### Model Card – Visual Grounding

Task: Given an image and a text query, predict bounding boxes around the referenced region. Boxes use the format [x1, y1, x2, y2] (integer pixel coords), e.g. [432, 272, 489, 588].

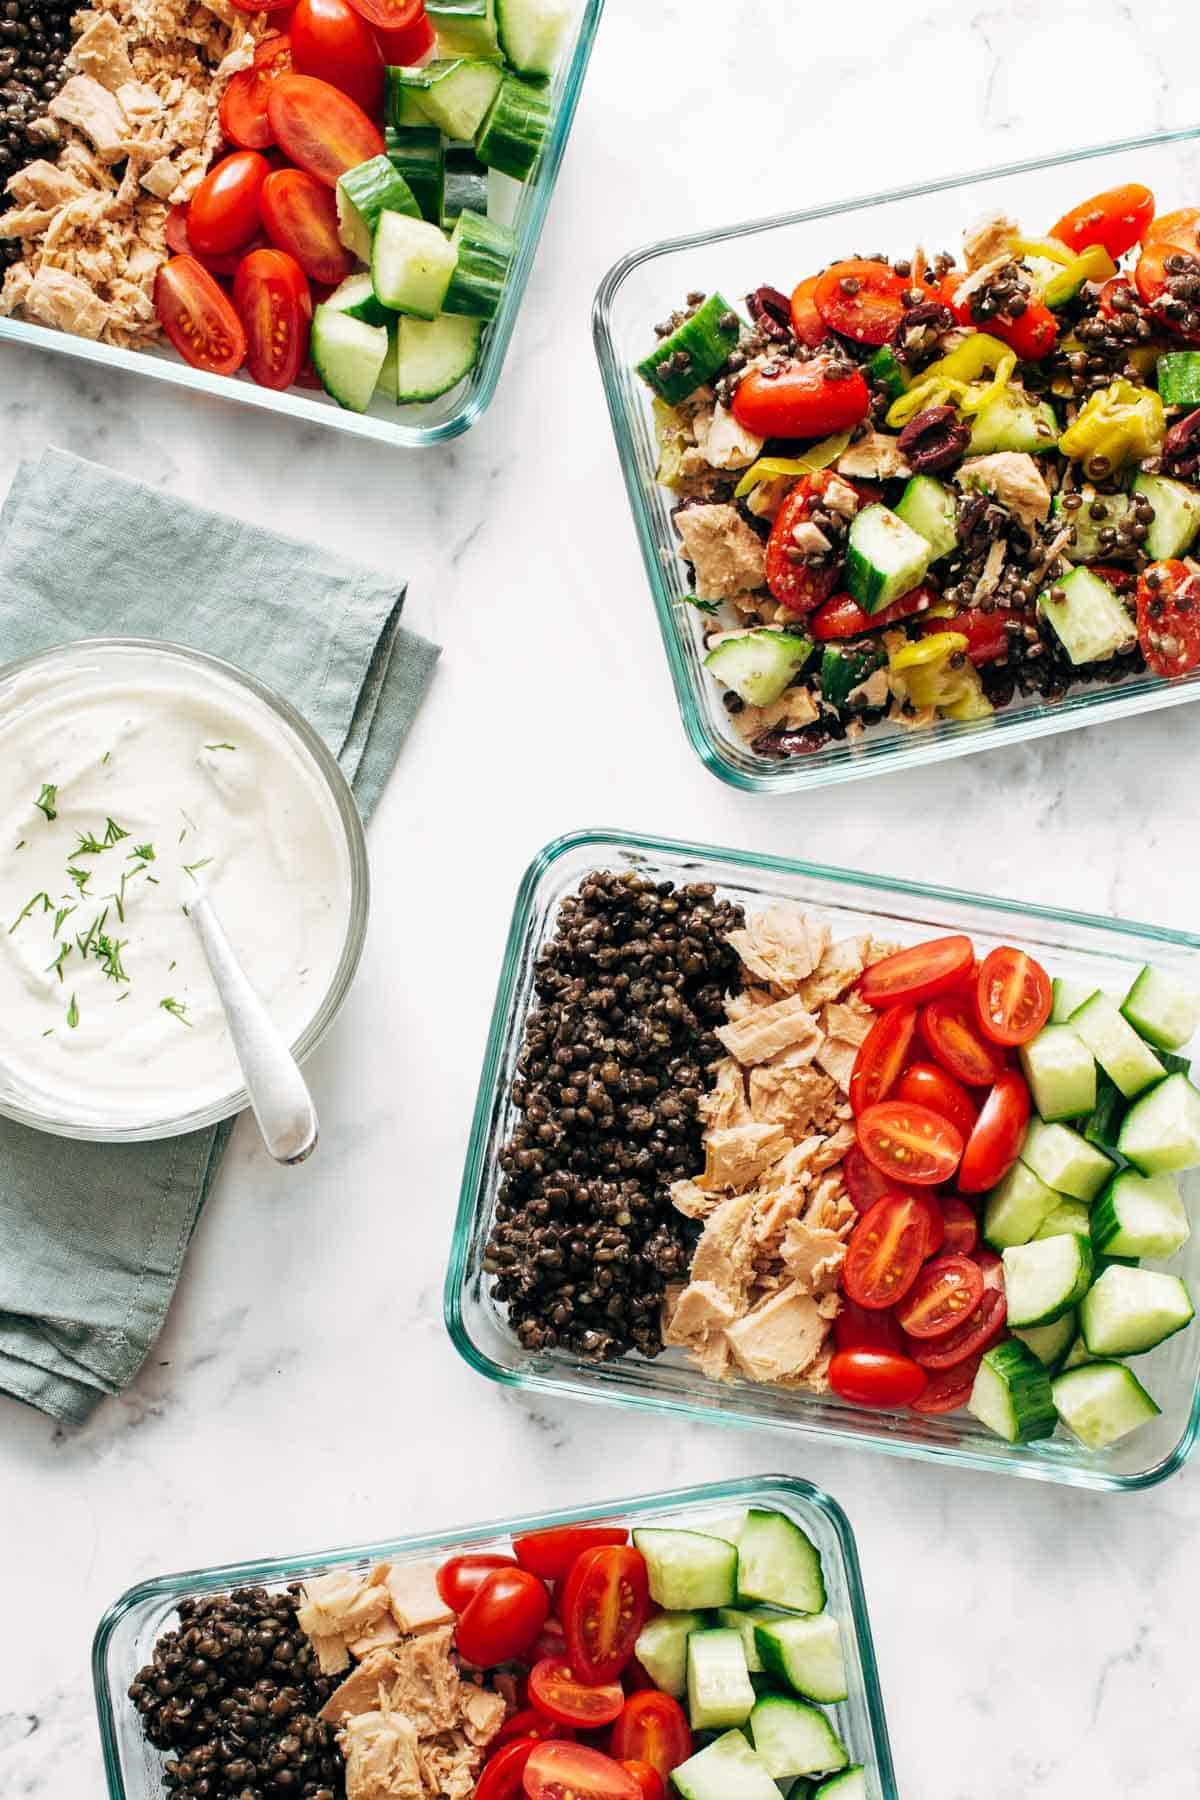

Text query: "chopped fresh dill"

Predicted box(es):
[204, 743, 236, 752]
[180, 808, 197, 832]
[178, 827, 187, 844]
[52, 904, 77, 936]
[41, 1027, 53, 1038]
[181, 857, 213, 882]
[34, 783, 57, 821]
[160, 996, 192, 1026]
[75, 907, 108, 961]
[15, 840, 25, 851]
[116, 991, 130, 1002]
[168, 960, 176, 972]
[145, 875, 160, 886]
[103, 817, 129, 846]
[45, 941, 72, 981]
[9, 891, 52, 933]
[66, 993, 79, 1029]
[109, 870, 133, 923]
[73, 829, 106, 855]
[66, 865, 91, 896]
[102, 751, 111, 765]
[95, 933, 129, 983]
[128, 842, 155, 863]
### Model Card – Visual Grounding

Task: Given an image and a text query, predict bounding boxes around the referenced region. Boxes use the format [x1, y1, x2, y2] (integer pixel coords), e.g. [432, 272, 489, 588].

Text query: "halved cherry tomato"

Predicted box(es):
[233, 247, 311, 390]
[1097, 274, 1137, 320]
[920, 995, 1006, 1087]
[813, 259, 912, 345]
[1052, 183, 1155, 259]
[896, 1062, 977, 1141]
[913, 1190, 945, 1260]
[764, 471, 842, 613]
[975, 1246, 1004, 1288]
[494, 1709, 575, 1751]
[976, 947, 1052, 1046]
[188, 150, 269, 257]
[345, 0, 424, 30]
[939, 1196, 979, 1257]
[909, 1350, 983, 1413]
[789, 274, 829, 347]
[478, 1738, 540, 1800]
[1134, 238, 1179, 310]
[859, 935, 975, 1009]
[609, 1691, 692, 1783]
[455, 1567, 550, 1668]
[561, 1548, 650, 1685]
[267, 73, 384, 186]
[1135, 559, 1200, 678]
[849, 1004, 917, 1117]
[856, 1103, 964, 1189]
[514, 1527, 629, 1581]
[842, 1143, 893, 1214]
[290, 0, 384, 115]
[529, 1661, 624, 1729]
[228, 0, 292, 15]
[1146, 207, 1200, 249]
[829, 1347, 927, 1407]
[622, 1660, 656, 1695]
[842, 1192, 929, 1308]
[833, 1296, 906, 1353]
[943, 273, 1057, 359]
[295, 352, 324, 388]
[436, 1552, 517, 1612]
[219, 32, 292, 148]
[895, 1251, 984, 1339]
[920, 607, 1021, 666]
[260, 168, 355, 284]
[373, 11, 436, 60]
[908, 1284, 1006, 1370]
[619, 1762, 665, 1800]
[154, 257, 246, 375]
[812, 583, 937, 640]
[732, 355, 870, 442]
[523, 1742, 641, 1800]
[957, 1069, 1030, 1194]
[163, 206, 259, 276]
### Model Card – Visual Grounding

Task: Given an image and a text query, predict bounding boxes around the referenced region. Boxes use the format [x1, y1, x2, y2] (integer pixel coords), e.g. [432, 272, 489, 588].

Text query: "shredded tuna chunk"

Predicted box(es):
[725, 1283, 831, 1383]
[956, 452, 1052, 535]
[695, 1122, 794, 1192]
[962, 211, 1019, 270]
[676, 503, 767, 600]
[340, 1701, 425, 1800]
[717, 993, 823, 1066]
[727, 905, 830, 988]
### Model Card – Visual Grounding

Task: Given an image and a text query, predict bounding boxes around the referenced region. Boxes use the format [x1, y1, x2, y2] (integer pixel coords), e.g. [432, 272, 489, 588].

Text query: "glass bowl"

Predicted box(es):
[447, 829, 1200, 1491]
[0, 638, 369, 1142]
[593, 126, 1200, 792]
[0, 0, 604, 450]
[93, 1474, 897, 1800]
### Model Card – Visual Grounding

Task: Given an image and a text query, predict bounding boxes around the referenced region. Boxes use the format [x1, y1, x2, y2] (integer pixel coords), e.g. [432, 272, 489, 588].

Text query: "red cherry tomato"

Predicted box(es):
[833, 1296, 906, 1353]
[373, 11, 436, 60]
[939, 1196, 980, 1257]
[913, 1190, 945, 1260]
[908, 1285, 1007, 1370]
[731, 355, 870, 442]
[344, 0, 424, 31]
[435, 1553, 518, 1613]
[859, 936, 976, 1009]
[528, 1661, 624, 1729]
[830, 1347, 927, 1407]
[943, 273, 1057, 359]
[856, 1102, 964, 1188]
[513, 1527, 630, 1581]
[975, 1247, 1005, 1290]
[455, 1568, 550, 1668]
[895, 1251, 985, 1339]
[920, 607, 1022, 666]
[609, 1692, 692, 1784]
[530, 1616, 567, 1664]
[227, 0, 292, 15]
[1147, 207, 1200, 248]
[813, 258, 914, 345]
[154, 256, 246, 375]
[957, 1070, 1030, 1195]
[522, 1742, 641, 1800]
[811, 583, 938, 640]
[219, 32, 292, 149]
[260, 168, 355, 284]
[763, 471, 848, 614]
[619, 1763, 666, 1800]
[1135, 559, 1200, 678]
[849, 1004, 917, 1117]
[561, 1548, 650, 1686]
[896, 1062, 977, 1141]
[909, 1350, 983, 1413]
[163, 206, 261, 276]
[188, 150, 269, 257]
[842, 1143, 893, 1214]
[267, 72, 384, 186]
[233, 247, 311, 391]
[290, 0, 384, 115]
[788, 273, 829, 347]
[842, 1192, 929, 1308]
[920, 995, 1006, 1087]
[295, 352, 324, 388]
[477, 1738, 540, 1800]
[976, 947, 1052, 1046]
[1051, 183, 1156, 258]
[493, 1709, 575, 1751]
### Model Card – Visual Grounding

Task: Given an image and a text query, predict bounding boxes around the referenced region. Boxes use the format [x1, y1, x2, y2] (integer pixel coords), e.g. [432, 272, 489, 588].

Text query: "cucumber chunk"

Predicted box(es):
[1038, 566, 1137, 667]
[1090, 1169, 1190, 1260]
[634, 1611, 707, 1697]
[392, 313, 481, 402]
[1052, 1360, 1161, 1448]
[1019, 1024, 1097, 1122]
[1062, 1333, 1095, 1370]
[867, 344, 906, 400]
[1034, 1198, 1092, 1239]
[819, 643, 885, 708]
[496, 0, 570, 75]
[375, 323, 398, 402]
[1051, 976, 1096, 1023]
[702, 1512, 747, 1546]
[325, 270, 391, 328]
[637, 292, 741, 406]
[1080, 1077, 1126, 1156]
[1052, 487, 1135, 562]
[632, 1528, 738, 1610]
[371, 212, 456, 318]
[1156, 351, 1200, 407]
[1079, 1264, 1195, 1356]
[402, 58, 504, 139]
[749, 1694, 848, 1780]
[442, 208, 514, 319]
[845, 503, 931, 613]
[442, 145, 489, 228]
[687, 1628, 755, 1731]
[754, 1614, 847, 1704]
[426, 0, 500, 56]
[475, 71, 550, 179]
[1003, 1233, 1095, 1328]
[705, 631, 814, 706]
[1012, 1309, 1077, 1370]
[1069, 991, 1166, 1097]
[966, 389, 1058, 454]
[1131, 472, 1200, 560]
[716, 1606, 779, 1674]
[672, 1729, 781, 1800]
[1117, 1072, 1200, 1174]
[814, 1773, 867, 1800]
[735, 1509, 825, 1614]
[309, 305, 389, 412]
[384, 125, 445, 224]
[336, 154, 419, 261]
[1120, 963, 1200, 1052]
[1021, 1117, 1114, 1202]
[968, 1340, 1058, 1442]
[894, 474, 958, 560]
[983, 1159, 1059, 1249]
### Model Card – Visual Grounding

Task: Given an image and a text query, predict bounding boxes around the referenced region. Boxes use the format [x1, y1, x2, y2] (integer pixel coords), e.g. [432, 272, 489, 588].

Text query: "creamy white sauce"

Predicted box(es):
[0, 649, 352, 1127]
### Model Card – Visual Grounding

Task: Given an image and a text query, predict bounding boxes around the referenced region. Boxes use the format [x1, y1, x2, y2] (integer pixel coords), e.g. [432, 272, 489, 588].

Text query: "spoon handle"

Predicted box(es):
[190, 893, 319, 1165]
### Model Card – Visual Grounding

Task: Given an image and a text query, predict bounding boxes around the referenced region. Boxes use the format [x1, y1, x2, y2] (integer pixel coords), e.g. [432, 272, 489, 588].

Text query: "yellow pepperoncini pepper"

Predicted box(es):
[1012, 235, 1074, 266]
[1044, 244, 1118, 309]
[1058, 378, 1165, 470]
[885, 335, 1016, 428]
[888, 632, 970, 708]
[733, 432, 853, 498]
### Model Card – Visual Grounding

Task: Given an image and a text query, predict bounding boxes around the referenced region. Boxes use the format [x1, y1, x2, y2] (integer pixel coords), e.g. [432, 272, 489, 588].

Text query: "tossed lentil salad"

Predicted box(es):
[637, 182, 1200, 760]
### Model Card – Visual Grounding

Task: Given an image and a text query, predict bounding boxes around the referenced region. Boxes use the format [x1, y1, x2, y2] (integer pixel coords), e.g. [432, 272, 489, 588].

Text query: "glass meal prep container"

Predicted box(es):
[593, 126, 1200, 792]
[447, 829, 1200, 1492]
[0, 0, 603, 450]
[93, 1473, 897, 1800]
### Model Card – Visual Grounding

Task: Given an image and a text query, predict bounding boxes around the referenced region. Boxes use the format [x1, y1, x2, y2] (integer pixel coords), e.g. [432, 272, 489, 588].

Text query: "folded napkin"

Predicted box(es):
[0, 449, 439, 1424]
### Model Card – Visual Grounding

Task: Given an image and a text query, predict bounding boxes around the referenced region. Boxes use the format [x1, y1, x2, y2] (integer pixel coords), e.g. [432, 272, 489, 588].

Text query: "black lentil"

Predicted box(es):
[0, 0, 75, 274]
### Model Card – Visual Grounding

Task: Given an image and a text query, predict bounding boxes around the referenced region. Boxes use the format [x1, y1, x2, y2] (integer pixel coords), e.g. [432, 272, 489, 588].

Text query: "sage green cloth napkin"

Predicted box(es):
[0, 448, 438, 1425]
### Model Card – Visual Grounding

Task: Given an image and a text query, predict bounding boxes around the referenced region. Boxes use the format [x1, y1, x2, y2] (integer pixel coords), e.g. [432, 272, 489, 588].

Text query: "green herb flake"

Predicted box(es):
[159, 996, 192, 1027]
[101, 751, 111, 765]
[8, 891, 52, 934]
[128, 842, 155, 863]
[76, 906, 108, 960]
[182, 857, 213, 882]
[103, 817, 129, 846]
[73, 829, 106, 855]
[67, 865, 92, 896]
[34, 783, 57, 821]
[44, 941, 72, 982]
[95, 934, 129, 984]
[15, 841, 25, 851]
[204, 743, 236, 752]
[52, 904, 77, 935]
[41, 1027, 54, 1038]
[66, 993, 79, 1030]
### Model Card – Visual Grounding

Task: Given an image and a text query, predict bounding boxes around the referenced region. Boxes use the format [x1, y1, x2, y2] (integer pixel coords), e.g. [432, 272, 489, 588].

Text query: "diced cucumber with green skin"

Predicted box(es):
[1090, 1170, 1190, 1260]
[441, 208, 514, 319]
[637, 293, 741, 406]
[1012, 1309, 1077, 1369]
[398, 58, 504, 139]
[1156, 1049, 1194, 1078]
[735, 1510, 825, 1614]
[496, 0, 570, 75]
[1021, 1118, 1113, 1202]
[895, 474, 958, 561]
[426, 0, 500, 56]
[845, 503, 931, 613]
[1120, 963, 1200, 1051]
[701, 1512, 747, 1546]
[325, 271, 392, 329]
[1117, 1072, 1200, 1174]
[1034, 1199, 1092, 1240]
[672, 1730, 782, 1800]
[1018, 1024, 1097, 1122]
[687, 1630, 756, 1731]
[1051, 976, 1096, 1023]
[392, 312, 482, 399]
[1052, 489, 1135, 562]
[1156, 350, 1200, 407]
[819, 644, 885, 709]
[371, 212, 457, 318]
[966, 390, 1058, 455]
[1003, 1233, 1095, 1328]
[1080, 1264, 1195, 1356]
[376, 324, 398, 401]
[475, 71, 550, 179]
[983, 1159, 1059, 1249]
[633, 1528, 738, 1610]
[754, 1615, 847, 1705]
[336, 155, 419, 261]
[814, 1772, 867, 1800]
[384, 125, 445, 224]
[1038, 567, 1137, 666]
[750, 1695, 848, 1780]
[1132, 472, 1200, 560]
[633, 1611, 707, 1697]
[1062, 1334, 1095, 1370]
[309, 305, 389, 412]
[716, 1607, 780, 1674]
[866, 344, 907, 401]
[442, 146, 490, 227]
[1069, 991, 1165, 1098]
[968, 1340, 1058, 1442]
[1052, 1360, 1161, 1449]
[705, 631, 814, 706]
[1081, 1078, 1126, 1156]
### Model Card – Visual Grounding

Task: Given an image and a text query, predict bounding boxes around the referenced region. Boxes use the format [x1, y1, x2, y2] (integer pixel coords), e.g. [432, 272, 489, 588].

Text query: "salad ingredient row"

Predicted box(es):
[0, 0, 75, 281]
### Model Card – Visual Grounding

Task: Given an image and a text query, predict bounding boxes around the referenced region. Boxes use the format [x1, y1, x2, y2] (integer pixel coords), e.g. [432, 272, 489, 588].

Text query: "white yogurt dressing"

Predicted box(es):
[0, 650, 352, 1126]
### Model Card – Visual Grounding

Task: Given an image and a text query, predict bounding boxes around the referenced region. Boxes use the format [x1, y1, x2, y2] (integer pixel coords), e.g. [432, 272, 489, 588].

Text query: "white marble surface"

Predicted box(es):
[4, 1, 1200, 1794]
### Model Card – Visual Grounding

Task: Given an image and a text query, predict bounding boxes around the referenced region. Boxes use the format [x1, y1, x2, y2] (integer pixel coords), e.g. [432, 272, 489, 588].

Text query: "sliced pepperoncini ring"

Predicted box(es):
[1012, 235, 1074, 266]
[889, 632, 970, 672]
[1058, 378, 1165, 468]
[734, 432, 853, 497]
[1044, 244, 1118, 308]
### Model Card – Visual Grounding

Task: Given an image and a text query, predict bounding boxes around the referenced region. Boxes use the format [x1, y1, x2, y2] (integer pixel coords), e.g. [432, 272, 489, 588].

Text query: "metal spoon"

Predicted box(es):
[188, 890, 319, 1165]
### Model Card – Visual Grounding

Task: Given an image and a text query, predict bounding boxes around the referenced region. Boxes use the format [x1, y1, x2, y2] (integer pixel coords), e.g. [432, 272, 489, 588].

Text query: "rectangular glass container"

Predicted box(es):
[93, 1474, 896, 1800]
[593, 127, 1200, 791]
[1, 0, 603, 449]
[447, 829, 1200, 1490]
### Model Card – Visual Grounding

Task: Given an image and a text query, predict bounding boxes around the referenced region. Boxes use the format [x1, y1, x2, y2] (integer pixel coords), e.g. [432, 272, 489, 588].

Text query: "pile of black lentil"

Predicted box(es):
[128, 1586, 345, 1800]
[0, 0, 74, 274]
[485, 870, 744, 1361]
